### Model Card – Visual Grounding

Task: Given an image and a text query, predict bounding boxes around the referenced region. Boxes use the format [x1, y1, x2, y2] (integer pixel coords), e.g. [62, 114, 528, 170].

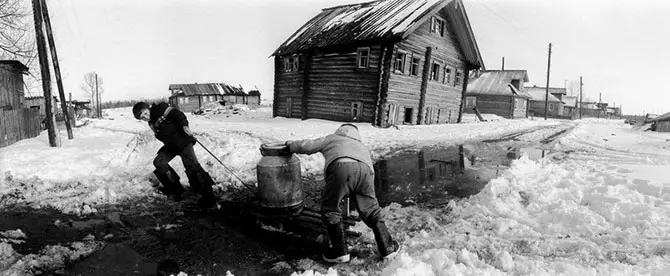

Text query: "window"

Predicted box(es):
[430, 62, 441, 81]
[410, 57, 420, 76]
[351, 101, 362, 121]
[454, 69, 463, 86]
[404, 107, 414, 124]
[431, 17, 445, 37]
[357, 47, 370, 68]
[283, 56, 299, 72]
[393, 51, 407, 73]
[549, 103, 556, 111]
[466, 96, 476, 107]
[444, 66, 453, 85]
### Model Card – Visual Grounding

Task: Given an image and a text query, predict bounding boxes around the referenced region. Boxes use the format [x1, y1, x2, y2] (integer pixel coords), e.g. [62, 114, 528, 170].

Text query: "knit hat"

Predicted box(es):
[334, 123, 361, 141]
[132, 102, 149, 119]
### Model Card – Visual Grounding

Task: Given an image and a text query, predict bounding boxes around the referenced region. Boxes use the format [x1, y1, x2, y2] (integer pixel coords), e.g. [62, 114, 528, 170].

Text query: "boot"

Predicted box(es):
[322, 222, 350, 263]
[192, 168, 218, 210]
[370, 220, 399, 260]
[153, 168, 185, 202]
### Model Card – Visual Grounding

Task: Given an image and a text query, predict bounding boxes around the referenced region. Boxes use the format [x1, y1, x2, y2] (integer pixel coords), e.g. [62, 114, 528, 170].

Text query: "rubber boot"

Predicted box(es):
[153, 168, 185, 202]
[322, 222, 350, 264]
[193, 168, 218, 210]
[370, 220, 399, 260]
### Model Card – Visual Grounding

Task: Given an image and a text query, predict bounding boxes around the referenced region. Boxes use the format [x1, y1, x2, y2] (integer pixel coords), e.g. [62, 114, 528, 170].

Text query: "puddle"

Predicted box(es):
[374, 144, 547, 206]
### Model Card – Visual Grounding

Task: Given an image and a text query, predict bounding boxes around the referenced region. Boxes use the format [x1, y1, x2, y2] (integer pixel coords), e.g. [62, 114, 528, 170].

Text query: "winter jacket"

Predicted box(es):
[287, 124, 374, 172]
[149, 103, 196, 154]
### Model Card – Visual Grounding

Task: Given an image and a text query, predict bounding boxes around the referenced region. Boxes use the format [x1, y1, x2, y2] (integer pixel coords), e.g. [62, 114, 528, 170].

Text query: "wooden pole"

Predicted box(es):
[579, 76, 583, 119]
[501, 57, 505, 71]
[95, 73, 100, 118]
[41, 0, 73, 139]
[544, 43, 552, 120]
[31, 0, 59, 147]
[457, 64, 471, 123]
[417, 47, 432, 125]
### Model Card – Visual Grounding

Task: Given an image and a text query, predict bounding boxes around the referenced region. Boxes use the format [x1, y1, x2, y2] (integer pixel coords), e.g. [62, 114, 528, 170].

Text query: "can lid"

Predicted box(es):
[260, 143, 290, 156]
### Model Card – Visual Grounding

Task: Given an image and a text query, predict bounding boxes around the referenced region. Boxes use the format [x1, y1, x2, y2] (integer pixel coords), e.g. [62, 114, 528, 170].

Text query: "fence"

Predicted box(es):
[0, 108, 41, 148]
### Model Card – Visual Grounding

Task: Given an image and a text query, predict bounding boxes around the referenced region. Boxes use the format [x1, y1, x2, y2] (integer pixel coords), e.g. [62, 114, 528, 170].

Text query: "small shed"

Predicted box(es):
[465, 70, 530, 119]
[561, 96, 579, 119]
[246, 90, 261, 107]
[24, 96, 60, 118]
[0, 60, 29, 110]
[0, 60, 41, 148]
[525, 86, 564, 118]
[651, 112, 670, 132]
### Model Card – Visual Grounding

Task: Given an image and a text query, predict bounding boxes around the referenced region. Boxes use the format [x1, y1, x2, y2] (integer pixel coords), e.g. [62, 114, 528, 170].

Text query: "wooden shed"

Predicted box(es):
[464, 70, 530, 119]
[272, 0, 484, 127]
[525, 86, 564, 118]
[0, 60, 41, 148]
[169, 83, 244, 112]
[561, 96, 579, 119]
[246, 90, 261, 107]
[652, 112, 670, 132]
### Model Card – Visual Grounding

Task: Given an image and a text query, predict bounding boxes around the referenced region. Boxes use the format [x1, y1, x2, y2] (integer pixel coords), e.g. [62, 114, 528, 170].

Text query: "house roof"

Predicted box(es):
[272, 0, 484, 69]
[561, 96, 578, 107]
[168, 83, 247, 98]
[248, 90, 261, 96]
[466, 70, 531, 98]
[526, 86, 567, 95]
[653, 112, 670, 122]
[525, 86, 563, 103]
[0, 60, 29, 72]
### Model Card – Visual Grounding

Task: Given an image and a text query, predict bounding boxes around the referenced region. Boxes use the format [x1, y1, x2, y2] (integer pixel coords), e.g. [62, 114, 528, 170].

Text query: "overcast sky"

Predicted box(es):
[39, 0, 670, 115]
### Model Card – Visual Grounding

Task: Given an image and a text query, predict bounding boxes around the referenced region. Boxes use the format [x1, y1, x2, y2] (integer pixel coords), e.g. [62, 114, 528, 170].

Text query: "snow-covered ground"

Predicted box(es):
[1, 107, 669, 275]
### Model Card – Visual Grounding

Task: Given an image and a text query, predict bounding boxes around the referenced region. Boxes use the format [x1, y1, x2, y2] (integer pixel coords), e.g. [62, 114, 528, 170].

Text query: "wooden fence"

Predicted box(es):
[0, 108, 41, 148]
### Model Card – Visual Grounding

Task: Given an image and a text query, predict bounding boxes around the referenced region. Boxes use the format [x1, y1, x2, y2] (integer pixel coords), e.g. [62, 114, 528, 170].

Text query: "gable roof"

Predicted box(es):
[526, 86, 566, 96]
[168, 83, 247, 98]
[466, 70, 531, 98]
[525, 86, 562, 103]
[0, 60, 29, 72]
[561, 96, 578, 107]
[272, 0, 484, 69]
[653, 112, 670, 122]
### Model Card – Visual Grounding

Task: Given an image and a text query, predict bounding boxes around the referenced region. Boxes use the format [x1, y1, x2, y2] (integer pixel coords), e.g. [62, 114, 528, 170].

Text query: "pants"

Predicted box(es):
[321, 160, 382, 225]
[153, 143, 202, 174]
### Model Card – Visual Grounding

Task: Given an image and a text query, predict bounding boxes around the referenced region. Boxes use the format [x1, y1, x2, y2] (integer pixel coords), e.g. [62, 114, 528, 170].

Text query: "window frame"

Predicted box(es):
[454, 69, 463, 86]
[351, 101, 363, 121]
[357, 47, 371, 68]
[444, 66, 453, 85]
[393, 50, 407, 74]
[430, 61, 441, 82]
[403, 107, 414, 124]
[431, 17, 446, 37]
[410, 56, 421, 76]
[466, 96, 477, 108]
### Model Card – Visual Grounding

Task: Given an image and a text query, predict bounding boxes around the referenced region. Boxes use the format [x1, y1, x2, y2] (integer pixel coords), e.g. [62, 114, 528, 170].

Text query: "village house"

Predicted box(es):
[525, 86, 565, 118]
[247, 90, 261, 107]
[464, 70, 530, 119]
[24, 96, 60, 118]
[272, 0, 485, 127]
[579, 101, 606, 118]
[651, 112, 670, 132]
[0, 60, 41, 148]
[561, 95, 579, 119]
[168, 83, 250, 113]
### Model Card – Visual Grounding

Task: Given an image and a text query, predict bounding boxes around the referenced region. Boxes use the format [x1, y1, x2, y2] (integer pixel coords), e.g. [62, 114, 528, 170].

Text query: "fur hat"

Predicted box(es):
[132, 102, 149, 119]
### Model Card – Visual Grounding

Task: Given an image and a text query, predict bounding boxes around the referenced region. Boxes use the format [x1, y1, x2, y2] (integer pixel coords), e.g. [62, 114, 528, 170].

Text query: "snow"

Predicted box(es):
[1, 107, 669, 275]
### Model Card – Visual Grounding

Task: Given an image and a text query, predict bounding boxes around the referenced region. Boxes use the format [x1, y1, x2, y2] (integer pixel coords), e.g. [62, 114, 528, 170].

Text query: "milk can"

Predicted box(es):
[256, 143, 303, 217]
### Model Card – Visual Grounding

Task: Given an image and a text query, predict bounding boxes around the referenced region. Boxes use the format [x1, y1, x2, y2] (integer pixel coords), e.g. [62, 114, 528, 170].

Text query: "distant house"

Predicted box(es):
[561, 96, 579, 119]
[464, 70, 530, 119]
[652, 112, 670, 132]
[169, 83, 245, 113]
[272, 0, 485, 127]
[24, 96, 60, 118]
[579, 101, 605, 118]
[247, 90, 261, 107]
[525, 86, 564, 118]
[70, 100, 91, 118]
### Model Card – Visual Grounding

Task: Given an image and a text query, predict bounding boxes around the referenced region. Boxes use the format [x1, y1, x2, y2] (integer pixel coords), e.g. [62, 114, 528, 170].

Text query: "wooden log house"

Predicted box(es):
[525, 86, 565, 118]
[464, 70, 531, 119]
[272, 0, 485, 127]
[169, 83, 248, 113]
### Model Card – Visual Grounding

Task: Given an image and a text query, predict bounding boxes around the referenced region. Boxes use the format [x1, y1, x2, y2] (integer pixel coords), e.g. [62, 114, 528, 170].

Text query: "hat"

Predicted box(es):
[132, 102, 149, 119]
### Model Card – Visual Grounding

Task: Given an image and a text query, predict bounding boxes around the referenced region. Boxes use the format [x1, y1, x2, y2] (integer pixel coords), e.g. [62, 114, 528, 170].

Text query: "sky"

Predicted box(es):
[28, 0, 670, 116]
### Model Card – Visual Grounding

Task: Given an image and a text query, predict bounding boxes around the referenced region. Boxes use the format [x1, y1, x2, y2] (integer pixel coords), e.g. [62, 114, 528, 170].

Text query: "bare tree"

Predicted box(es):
[81, 72, 104, 115]
[0, 0, 35, 60]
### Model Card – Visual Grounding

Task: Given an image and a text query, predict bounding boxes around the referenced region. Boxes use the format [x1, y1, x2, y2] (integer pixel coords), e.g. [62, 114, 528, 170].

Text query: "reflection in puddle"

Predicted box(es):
[374, 144, 547, 206]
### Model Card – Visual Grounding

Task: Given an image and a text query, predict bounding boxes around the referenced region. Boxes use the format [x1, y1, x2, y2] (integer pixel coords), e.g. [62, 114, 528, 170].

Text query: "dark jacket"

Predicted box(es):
[149, 103, 196, 153]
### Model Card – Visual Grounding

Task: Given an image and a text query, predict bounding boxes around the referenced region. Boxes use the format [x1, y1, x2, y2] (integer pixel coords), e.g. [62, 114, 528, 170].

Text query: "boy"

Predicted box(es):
[285, 124, 398, 263]
[132, 101, 217, 209]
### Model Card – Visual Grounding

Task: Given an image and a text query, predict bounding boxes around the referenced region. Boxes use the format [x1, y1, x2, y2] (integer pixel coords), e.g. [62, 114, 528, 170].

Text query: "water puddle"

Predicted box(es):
[374, 143, 547, 206]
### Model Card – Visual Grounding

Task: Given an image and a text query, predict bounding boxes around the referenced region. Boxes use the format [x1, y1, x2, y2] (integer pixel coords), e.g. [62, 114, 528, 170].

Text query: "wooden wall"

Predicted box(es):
[528, 100, 560, 118]
[656, 121, 670, 132]
[464, 94, 514, 119]
[0, 64, 25, 110]
[385, 10, 467, 125]
[0, 108, 41, 148]
[274, 55, 305, 119]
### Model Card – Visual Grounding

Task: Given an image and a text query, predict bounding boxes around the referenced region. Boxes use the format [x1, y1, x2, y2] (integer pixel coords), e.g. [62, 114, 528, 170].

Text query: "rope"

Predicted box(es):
[195, 139, 258, 194]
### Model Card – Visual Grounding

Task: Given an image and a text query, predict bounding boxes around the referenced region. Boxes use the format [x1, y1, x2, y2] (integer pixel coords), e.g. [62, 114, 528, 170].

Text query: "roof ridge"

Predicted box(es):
[322, 0, 376, 11]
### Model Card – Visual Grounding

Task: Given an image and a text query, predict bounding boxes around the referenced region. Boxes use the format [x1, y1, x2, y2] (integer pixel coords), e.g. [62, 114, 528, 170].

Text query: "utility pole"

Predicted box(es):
[95, 73, 100, 118]
[41, 0, 73, 139]
[501, 57, 505, 71]
[579, 76, 583, 119]
[544, 43, 552, 120]
[31, 0, 59, 147]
